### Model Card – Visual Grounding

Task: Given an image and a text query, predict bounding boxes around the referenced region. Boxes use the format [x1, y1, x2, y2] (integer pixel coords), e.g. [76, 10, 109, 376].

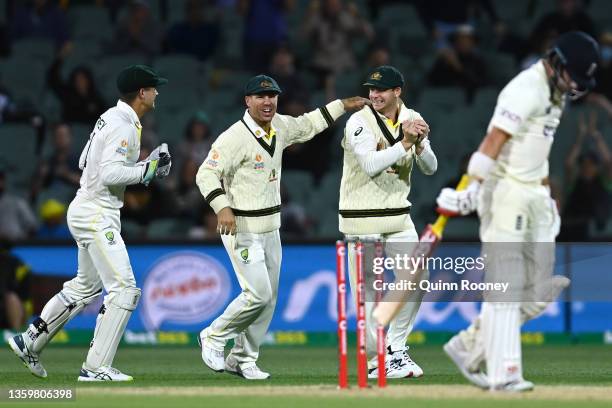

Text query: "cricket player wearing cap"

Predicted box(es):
[196, 74, 369, 380]
[436, 32, 600, 391]
[340, 65, 437, 379]
[9, 65, 171, 381]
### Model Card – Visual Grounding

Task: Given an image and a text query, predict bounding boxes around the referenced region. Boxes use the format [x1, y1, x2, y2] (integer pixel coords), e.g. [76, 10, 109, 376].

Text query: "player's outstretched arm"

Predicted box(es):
[282, 97, 370, 147]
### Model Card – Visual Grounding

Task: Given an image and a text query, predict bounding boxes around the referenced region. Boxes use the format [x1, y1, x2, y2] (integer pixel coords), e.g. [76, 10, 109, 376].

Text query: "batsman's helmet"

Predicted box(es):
[546, 31, 600, 99]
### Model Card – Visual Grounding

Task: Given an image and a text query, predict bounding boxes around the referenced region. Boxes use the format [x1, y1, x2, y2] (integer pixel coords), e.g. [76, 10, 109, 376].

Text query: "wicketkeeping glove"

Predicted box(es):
[140, 143, 172, 186]
[436, 181, 480, 216]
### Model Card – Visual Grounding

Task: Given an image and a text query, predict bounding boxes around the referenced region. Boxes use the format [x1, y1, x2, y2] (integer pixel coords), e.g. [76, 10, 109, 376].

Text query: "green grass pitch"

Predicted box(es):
[1, 344, 611, 407]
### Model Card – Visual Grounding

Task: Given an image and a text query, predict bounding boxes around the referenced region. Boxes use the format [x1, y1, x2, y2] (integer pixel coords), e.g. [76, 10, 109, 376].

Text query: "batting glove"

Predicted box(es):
[436, 181, 480, 216]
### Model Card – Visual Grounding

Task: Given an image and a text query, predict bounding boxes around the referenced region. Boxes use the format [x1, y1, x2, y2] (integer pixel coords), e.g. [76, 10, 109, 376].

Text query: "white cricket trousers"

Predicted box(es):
[202, 230, 281, 368]
[477, 177, 558, 387]
[63, 196, 137, 306]
[346, 224, 426, 360]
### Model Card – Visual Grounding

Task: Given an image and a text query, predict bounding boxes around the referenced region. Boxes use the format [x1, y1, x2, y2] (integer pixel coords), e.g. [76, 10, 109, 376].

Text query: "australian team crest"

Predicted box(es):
[240, 248, 249, 263]
[105, 231, 116, 245]
[370, 72, 382, 80]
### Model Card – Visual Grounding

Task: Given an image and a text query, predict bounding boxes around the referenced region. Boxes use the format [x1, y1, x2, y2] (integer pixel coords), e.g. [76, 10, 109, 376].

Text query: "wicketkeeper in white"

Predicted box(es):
[436, 32, 600, 391]
[196, 74, 369, 380]
[9, 65, 172, 381]
[340, 65, 437, 379]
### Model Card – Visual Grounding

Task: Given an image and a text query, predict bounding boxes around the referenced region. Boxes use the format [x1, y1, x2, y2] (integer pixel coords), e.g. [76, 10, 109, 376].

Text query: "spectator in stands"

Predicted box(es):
[109, 0, 163, 57]
[10, 0, 70, 49]
[414, 0, 501, 51]
[47, 45, 107, 124]
[301, 0, 374, 86]
[0, 243, 33, 330]
[531, 0, 597, 47]
[0, 171, 38, 242]
[524, 0, 598, 69]
[176, 111, 213, 169]
[37, 199, 71, 239]
[426, 24, 487, 102]
[239, 0, 294, 72]
[165, 0, 220, 61]
[268, 47, 310, 115]
[560, 111, 611, 241]
[31, 123, 81, 202]
[586, 33, 612, 119]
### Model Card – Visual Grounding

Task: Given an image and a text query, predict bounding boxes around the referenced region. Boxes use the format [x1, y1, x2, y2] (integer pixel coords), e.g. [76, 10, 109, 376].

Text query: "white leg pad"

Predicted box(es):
[482, 302, 522, 387]
[85, 287, 141, 369]
[26, 290, 101, 354]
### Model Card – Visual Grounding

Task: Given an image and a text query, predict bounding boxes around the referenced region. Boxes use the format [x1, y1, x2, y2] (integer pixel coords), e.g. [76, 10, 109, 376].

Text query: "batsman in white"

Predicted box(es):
[196, 74, 369, 380]
[340, 66, 437, 379]
[9, 65, 172, 381]
[436, 32, 600, 391]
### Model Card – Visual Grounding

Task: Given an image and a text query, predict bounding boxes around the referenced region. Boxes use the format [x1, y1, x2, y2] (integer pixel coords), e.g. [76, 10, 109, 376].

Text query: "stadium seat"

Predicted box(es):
[147, 218, 190, 239]
[0, 56, 46, 103]
[68, 6, 112, 41]
[121, 219, 145, 239]
[153, 55, 205, 89]
[11, 38, 55, 63]
[0, 124, 39, 191]
[482, 52, 517, 86]
[282, 170, 314, 205]
[417, 87, 465, 113]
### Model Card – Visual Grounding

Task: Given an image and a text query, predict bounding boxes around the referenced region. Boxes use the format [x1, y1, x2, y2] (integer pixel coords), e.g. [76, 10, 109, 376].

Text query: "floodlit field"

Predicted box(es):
[1, 345, 611, 407]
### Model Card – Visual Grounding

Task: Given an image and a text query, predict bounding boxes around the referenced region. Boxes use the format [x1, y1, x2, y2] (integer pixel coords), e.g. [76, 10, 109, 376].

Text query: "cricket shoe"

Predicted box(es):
[225, 356, 270, 380]
[388, 346, 423, 378]
[197, 331, 224, 372]
[77, 366, 133, 382]
[491, 380, 534, 392]
[443, 334, 489, 389]
[8, 334, 47, 378]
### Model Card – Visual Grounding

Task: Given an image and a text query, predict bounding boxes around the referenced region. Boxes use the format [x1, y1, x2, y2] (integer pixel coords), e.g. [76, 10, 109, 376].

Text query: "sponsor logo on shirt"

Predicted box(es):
[354, 127, 363, 136]
[269, 168, 278, 182]
[96, 118, 106, 130]
[206, 150, 220, 167]
[500, 108, 521, 123]
[115, 139, 128, 155]
[254, 154, 264, 170]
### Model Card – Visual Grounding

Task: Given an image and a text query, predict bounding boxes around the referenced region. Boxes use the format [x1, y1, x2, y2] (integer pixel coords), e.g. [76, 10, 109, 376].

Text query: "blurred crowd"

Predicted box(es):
[0, 0, 610, 247]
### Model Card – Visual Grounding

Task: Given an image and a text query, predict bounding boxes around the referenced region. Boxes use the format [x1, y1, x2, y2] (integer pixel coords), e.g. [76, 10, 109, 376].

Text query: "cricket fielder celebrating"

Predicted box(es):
[196, 74, 368, 380]
[340, 66, 437, 378]
[436, 32, 600, 391]
[9, 65, 171, 381]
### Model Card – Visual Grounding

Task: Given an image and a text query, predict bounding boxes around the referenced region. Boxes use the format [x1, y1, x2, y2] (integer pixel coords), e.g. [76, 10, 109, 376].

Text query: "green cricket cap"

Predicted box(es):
[116, 64, 168, 94]
[363, 65, 404, 89]
[244, 74, 282, 96]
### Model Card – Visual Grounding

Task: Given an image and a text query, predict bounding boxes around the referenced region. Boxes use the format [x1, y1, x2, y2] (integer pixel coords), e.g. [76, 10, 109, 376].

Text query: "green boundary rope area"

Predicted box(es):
[3, 330, 611, 347]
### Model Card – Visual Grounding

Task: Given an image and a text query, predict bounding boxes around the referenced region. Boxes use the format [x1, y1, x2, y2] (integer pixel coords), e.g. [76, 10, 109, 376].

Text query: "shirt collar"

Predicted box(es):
[376, 100, 405, 129]
[243, 109, 275, 140]
[116, 100, 141, 129]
